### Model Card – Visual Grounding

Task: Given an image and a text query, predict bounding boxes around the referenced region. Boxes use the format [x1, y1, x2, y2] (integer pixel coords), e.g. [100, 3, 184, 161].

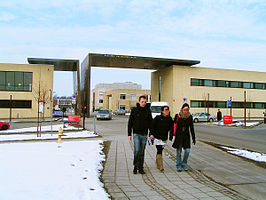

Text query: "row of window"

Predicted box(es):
[0, 71, 33, 92]
[120, 94, 136, 100]
[191, 100, 266, 109]
[0, 100, 32, 108]
[191, 78, 266, 90]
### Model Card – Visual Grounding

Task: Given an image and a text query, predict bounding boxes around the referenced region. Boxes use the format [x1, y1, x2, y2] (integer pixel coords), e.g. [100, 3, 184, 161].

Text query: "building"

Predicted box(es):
[103, 89, 151, 112]
[0, 63, 54, 119]
[92, 82, 143, 111]
[151, 65, 266, 118]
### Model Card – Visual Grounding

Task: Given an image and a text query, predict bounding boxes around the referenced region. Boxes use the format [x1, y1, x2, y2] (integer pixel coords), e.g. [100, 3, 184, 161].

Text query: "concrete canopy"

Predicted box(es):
[27, 58, 79, 71]
[81, 53, 200, 116]
[88, 53, 200, 69]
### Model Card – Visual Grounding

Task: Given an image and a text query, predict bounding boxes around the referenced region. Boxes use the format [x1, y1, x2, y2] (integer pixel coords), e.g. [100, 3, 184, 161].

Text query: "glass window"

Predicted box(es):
[254, 83, 264, 89]
[204, 80, 213, 86]
[99, 91, 104, 96]
[243, 82, 251, 88]
[15, 72, 24, 91]
[120, 105, 126, 110]
[120, 94, 126, 100]
[217, 101, 227, 108]
[24, 72, 32, 91]
[191, 79, 203, 86]
[99, 99, 103, 103]
[6, 72, 14, 91]
[130, 94, 136, 100]
[0, 100, 31, 108]
[0, 72, 5, 90]
[230, 81, 241, 88]
[217, 80, 226, 87]
[254, 103, 263, 109]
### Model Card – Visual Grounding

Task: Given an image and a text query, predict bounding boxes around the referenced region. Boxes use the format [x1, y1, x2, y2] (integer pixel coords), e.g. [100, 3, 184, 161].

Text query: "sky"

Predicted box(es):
[0, 0, 266, 96]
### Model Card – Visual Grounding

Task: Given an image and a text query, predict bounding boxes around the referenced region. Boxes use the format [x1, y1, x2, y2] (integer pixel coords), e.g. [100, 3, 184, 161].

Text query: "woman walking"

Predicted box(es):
[150, 106, 173, 172]
[172, 103, 196, 172]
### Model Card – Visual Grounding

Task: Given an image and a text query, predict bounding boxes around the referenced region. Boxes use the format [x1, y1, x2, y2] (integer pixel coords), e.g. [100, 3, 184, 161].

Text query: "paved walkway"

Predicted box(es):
[102, 135, 251, 200]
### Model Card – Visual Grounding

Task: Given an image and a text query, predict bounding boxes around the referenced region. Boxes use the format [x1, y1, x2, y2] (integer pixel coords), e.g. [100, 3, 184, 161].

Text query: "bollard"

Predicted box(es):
[58, 127, 63, 144]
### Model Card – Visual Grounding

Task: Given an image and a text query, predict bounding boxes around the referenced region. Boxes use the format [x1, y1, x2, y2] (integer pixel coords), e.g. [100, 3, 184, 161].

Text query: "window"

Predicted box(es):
[120, 94, 126, 100]
[204, 80, 213, 87]
[230, 81, 241, 88]
[191, 79, 203, 86]
[120, 105, 126, 110]
[0, 100, 32, 108]
[216, 80, 226, 87]
[99, 91, 104, 96]
[254, 103, 264, 109]
[254, 83, 264, 89]
[0, 71, 32, 92]
[243, 82, 251, 89]
[130, 94, 136, 100]
[99, 99, 103, 103]
[216, 101, 227, 108]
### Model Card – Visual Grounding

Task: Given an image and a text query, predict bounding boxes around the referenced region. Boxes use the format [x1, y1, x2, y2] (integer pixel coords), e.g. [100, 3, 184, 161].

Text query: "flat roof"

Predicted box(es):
[88, 53, 200, 69]
[27, 58, 79, 71]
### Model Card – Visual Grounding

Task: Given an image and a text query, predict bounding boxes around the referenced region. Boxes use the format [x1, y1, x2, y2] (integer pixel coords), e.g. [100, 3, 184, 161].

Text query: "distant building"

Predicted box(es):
[0, 63, 53, 119]
[91, 82, 150, 112]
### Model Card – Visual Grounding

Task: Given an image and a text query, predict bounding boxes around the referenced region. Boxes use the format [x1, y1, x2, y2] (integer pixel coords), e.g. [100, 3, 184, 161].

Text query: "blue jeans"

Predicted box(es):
[176, 147, 190, 170]
[133, 134, 147, 169]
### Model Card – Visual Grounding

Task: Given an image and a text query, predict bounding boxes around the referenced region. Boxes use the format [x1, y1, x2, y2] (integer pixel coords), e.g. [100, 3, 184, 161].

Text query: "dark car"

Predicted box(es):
[0, 121, 10, 130]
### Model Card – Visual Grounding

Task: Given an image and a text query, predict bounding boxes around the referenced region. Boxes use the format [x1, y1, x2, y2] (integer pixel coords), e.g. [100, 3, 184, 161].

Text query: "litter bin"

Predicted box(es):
[264, 112, 266, 124]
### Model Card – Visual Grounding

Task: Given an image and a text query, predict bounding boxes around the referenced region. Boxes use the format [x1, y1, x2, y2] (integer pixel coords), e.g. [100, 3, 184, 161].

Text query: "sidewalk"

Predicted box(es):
[102, 136, 252, 200]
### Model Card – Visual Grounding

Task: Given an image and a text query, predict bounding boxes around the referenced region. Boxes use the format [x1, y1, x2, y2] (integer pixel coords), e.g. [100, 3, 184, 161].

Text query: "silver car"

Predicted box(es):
[97, 109, 112, 120]
[192, 112, 215, 123]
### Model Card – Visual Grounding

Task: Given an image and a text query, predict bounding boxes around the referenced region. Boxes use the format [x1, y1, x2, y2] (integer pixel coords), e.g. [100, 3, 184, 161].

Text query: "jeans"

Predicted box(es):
[133, 134, 147, 169]
[176, 147, 190, 170]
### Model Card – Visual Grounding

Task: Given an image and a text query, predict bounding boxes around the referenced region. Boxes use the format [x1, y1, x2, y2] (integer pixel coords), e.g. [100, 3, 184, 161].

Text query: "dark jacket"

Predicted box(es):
[217, 111, 222, 121]
[172, 114, 196, 149]
[150, 114, 173, 141]
[128, 103, 152, 136]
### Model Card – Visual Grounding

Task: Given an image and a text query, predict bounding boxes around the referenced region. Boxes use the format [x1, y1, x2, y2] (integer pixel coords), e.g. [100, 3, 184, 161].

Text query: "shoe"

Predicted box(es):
[184, 167, 188, 171]
[139, 168, 145, 174]
[177, 167, 182, 172]
[133, 167, 138, 174]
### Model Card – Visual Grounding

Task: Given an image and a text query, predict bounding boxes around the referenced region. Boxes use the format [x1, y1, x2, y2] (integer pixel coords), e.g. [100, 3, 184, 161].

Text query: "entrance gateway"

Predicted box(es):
[29, 54, 200, 117]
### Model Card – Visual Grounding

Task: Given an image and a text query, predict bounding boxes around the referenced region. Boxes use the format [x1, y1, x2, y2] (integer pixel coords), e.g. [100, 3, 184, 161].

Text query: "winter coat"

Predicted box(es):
[150, 114, 173, 141]
[172, 114, 196, 149]
[217, 111, 222, 121]
[128, 103, 152, 136]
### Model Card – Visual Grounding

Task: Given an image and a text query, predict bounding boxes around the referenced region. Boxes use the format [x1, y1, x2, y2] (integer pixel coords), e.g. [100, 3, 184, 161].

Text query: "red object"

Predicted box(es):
[68, 115, 81, 126]
[173, 114, 179, 136]
[0, 121, 10, 130]
[223, 115, 233, 124]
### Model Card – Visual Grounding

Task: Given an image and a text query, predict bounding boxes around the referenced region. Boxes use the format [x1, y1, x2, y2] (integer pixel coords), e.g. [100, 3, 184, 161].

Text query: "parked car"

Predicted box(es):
[53, 111, 63, 117]
[150, 102, 169, 118]
[114, 109, 126, 115]
[97, 109, 112, 120]
[192, 112, 215, 123]
[95, 108, 102, 111]
[0, 121, 10, 130]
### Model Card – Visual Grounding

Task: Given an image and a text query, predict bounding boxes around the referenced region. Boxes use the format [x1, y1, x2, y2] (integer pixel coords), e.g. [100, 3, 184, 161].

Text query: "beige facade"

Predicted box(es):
[152, 65, 266, 118]
[92, 87, 113, 111]
[102, 89, 151, 112]
[0, 63, 54, 119]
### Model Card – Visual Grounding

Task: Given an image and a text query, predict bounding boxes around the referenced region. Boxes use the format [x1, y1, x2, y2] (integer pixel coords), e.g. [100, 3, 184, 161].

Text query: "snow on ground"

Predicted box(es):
[222, 146, 266, 163]
[0, 130, 97, 142]
[212, 121, 260, 127]
[1, 124, 82, 134]
[0, 140, 110, 200]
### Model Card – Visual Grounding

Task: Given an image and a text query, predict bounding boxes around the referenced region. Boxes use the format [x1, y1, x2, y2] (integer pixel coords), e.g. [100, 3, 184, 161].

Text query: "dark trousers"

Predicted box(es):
[133, 134, 147, 169]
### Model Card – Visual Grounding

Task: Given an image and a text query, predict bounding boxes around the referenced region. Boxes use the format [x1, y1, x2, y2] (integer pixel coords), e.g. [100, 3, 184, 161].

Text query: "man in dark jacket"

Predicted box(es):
[217, 109, 222, 125]
[128, 95, 152, 174]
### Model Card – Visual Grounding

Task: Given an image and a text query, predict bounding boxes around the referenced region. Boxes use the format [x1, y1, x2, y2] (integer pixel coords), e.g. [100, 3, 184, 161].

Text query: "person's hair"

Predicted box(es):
[161, 106, 169, 112]
[139, 95, 147, 101]
[181, 103, 189, 109]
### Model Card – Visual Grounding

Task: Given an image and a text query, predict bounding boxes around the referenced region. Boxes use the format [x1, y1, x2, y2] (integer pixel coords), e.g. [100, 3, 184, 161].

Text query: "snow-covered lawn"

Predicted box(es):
[222, 146, 266, 163]
[212, 121, 260, 127]
[0, 130, 97, 142]
[0, 140, 110, 200]
[1, 124, 82, 134]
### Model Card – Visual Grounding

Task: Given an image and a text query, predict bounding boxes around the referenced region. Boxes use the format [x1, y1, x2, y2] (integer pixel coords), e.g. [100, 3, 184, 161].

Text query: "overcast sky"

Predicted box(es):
[1, 0, 266, 96]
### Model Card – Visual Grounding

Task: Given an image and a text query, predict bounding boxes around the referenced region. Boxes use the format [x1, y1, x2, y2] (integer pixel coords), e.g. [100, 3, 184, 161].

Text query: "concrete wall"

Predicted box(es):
[0, 63, 54, 119]
[152, 65, 266, 118]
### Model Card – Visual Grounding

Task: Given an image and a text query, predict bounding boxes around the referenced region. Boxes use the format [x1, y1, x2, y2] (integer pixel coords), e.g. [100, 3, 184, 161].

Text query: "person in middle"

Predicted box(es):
[150, 106, 173, 172]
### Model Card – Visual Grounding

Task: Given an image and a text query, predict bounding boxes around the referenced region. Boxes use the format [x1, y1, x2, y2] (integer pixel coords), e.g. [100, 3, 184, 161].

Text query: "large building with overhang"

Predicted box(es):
[1, 53, 265, 119]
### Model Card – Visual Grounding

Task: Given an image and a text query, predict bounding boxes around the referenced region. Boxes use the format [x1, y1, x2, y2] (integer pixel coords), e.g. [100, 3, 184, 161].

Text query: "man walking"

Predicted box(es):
[217, 109, 222, 125]
[128, 95, 152, 174]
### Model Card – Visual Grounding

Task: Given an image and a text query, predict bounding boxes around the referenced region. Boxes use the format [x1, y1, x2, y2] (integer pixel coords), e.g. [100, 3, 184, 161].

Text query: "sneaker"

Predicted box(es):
[133, 167, 138, 174]
[139, 168, 145, 174]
